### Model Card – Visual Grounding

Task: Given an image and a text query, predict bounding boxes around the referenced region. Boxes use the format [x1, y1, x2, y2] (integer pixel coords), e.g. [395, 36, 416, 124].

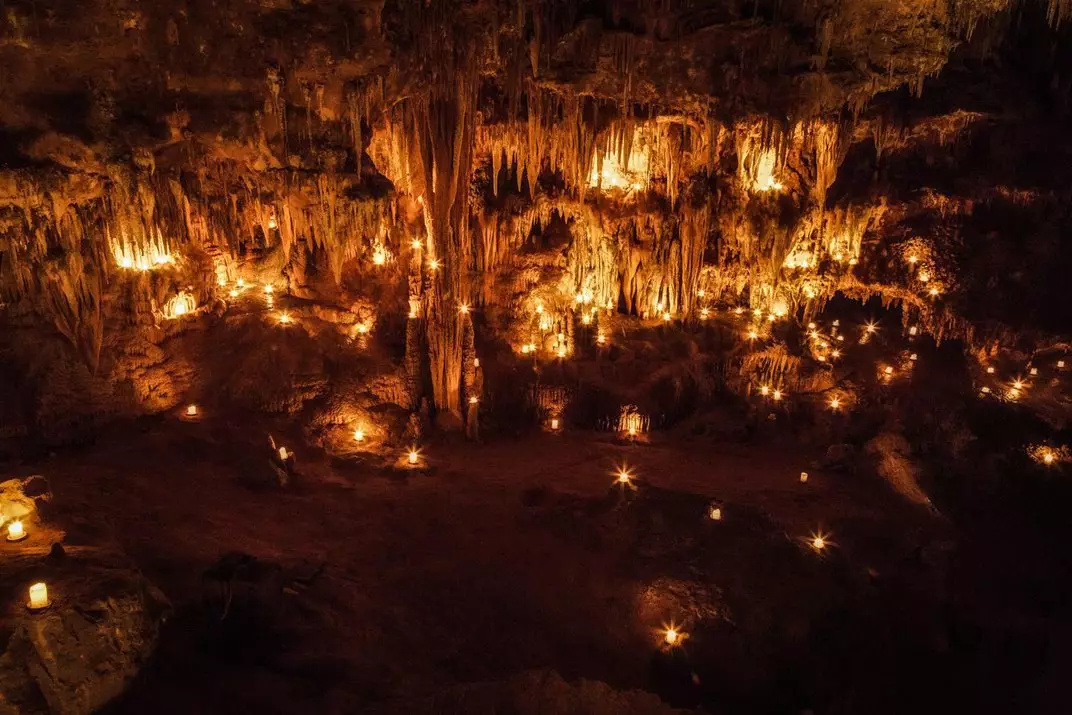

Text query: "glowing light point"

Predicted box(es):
[908, 255, 918, 264]
[865, 322, 878, 335]
[407, 449, 419, 465]
[1043, 451, 1055, 465]
[1059, 360, 1066, 369]
[228, 289, 239, 298]
[811, 534, 827, 551]
[662, 312, 671, 323]
[829, 398, 841, 410]
[885, 366, 894, 375]
[550, 418, 560, 430]
[615, 467, 633, 486]
[1013, 379, 1025, 390]
[469, 396, 479, 405]
[28, 583, 49, 610]
[186, 404, 198, 417]
[411, 239, 422, 251]
[278, 312, 292, 325]
[353, 428, 365, 443]
[987, 366, 995, 374]
[1030, 367, 1038, 376]
[372, 245, 388, 266]
[747, 330, 759, 341]
[237, 279, 246, 288]
[7, 520, 26, 542]
[760, 385, 770, 396]
[428, 258, 441, 271]
[663, 626, 684, 646]
[708, 505, 722, 521]
[264, 284, 274, 295]
[582, 313, 592, 325]
[459, 303, 470, 315]
[278, 446, 290, 461]
[772, 389, 783, 401]
[910, 353, 918, 361]
[556, 345, 567, 359]
[800, 471, 809, 483]
[919, 272, 930, 283]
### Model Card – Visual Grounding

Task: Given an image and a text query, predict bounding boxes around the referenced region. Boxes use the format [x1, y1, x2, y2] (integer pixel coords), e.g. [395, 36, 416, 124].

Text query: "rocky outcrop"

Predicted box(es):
[0, 550, 170, 715]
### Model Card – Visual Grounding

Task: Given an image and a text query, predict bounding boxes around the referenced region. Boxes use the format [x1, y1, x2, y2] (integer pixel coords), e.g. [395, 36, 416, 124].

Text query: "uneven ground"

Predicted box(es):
[4, 414, 1068, 714]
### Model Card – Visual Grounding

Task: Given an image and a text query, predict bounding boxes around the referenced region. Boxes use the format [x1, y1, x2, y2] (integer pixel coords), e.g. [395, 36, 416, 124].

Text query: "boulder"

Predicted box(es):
[0, 551, 170, 715]
[0, 476, 52, 525]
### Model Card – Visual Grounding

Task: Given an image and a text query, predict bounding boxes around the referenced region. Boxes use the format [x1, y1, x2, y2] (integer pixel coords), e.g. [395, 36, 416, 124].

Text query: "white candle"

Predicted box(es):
[278, 447, 289, 461]
[407, 450, 419, 465]
[709, 506, 722, 521]
[28, 583, 48, 609]
[550, 418, 559, 430]
[186, 404, 198, 417]
[7, 520, 25, 540]
[800, 472, 809, 483]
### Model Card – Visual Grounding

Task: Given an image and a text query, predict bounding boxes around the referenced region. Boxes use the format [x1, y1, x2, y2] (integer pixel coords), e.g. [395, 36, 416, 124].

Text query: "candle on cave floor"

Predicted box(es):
[550, 418, 560, 430]
[811, 534, 827, 551]
[708, 505, 722, 521]
[469, 396, 479, 405]
[800, 471, 809, 483]
[1030, 367, 1038, 376]
[28, 583, 49, 610]
[186, 404, 198, 417]
[1059, 360, 1066, 369]
[279, 446, 289, 461]
[615, 467, 633, 486]
[407, 450, 419, 465]
[353, 428, 365, 443]
[662, 625, 685, 647]
[7, 519, 26, 541]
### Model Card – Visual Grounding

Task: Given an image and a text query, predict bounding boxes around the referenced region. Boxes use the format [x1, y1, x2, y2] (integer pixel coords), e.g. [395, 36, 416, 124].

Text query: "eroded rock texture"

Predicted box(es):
[1, 0, 1071, 446]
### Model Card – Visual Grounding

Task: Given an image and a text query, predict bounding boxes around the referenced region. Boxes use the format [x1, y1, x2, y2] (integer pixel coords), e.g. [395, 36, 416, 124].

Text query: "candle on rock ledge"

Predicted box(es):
[28, 583, 49, 610]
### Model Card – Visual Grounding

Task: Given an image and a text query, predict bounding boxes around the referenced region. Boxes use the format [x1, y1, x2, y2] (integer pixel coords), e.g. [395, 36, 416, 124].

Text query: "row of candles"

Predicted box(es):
[1, 517, 49, 610]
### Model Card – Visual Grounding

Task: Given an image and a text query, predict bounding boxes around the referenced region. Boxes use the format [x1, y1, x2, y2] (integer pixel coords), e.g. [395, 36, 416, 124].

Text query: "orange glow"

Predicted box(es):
[428, 258, 441, 271]
[371, 243, 389, 266]
[458, 303, 470, 315]
[163, 292, 196, 320]
[828, 397, 841, 410]
[772, 389, 783, 401]
[596, 332, 607, 345]
[7, 520, 25, 541]
[278, 311, 292, 325]
[407, 449, 419, 465]
[186, 404, 198, 417]
[264, 284, 274, 295]
[353, 428, 365, 443]
[662, 312, 671, 322]
[700, 308, 710, 319]
[228, 289, 239, 298]
[582, 313, 592, 325]
[662, 624, 687, 647]
[760, 385, 770, 396]
[865, 321, 878, 334]
[411, 239, 422, 250]
[811, 532, 828, 551]
[747, 330, 759, 340]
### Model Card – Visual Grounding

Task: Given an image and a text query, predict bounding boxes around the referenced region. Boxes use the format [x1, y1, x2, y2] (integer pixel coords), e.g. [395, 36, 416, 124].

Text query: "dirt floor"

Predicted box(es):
[4, 413, 1068, 714]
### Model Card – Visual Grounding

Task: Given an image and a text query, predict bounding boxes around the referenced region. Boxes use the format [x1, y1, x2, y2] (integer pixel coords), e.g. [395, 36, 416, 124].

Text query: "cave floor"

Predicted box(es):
[6, 415, 1065, 714]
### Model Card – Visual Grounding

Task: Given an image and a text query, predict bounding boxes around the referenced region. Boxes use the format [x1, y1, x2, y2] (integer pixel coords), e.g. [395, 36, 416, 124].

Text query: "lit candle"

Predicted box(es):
[800, 471, 809, 483]
[663, 626, 683, 646]
[353, 428, 365, 443]
[279, 446, 289, 461]
[458, 303, 470, 314]
[7, 519, 25, 541]
[550, 418, 560, 430]
[407, 449, 419, 465]
[811, 535, 826, 551]
[828, 398, 841, 410]
[469, 396, 479, 405]
[186, 404, 198, 417]
[1030, 367, 1038, 376]
[28, 583, 48, 610]
[986, 366, 995, 374]
[616, 467, 632, 485]
[628, 425, 637, 437]
[708, 505, 722, 521]
[1059, 360, 1066, 368]
[1043, 451, 1055, 465]
[264, 284, 273, 295]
